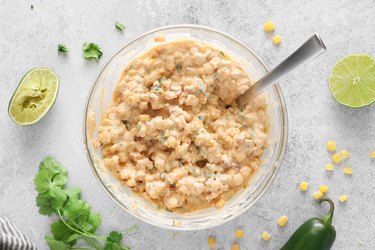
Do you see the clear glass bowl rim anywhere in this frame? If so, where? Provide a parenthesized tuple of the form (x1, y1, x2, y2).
(83, 24, 288, 231)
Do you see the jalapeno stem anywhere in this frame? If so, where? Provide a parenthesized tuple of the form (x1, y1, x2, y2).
(319, 198, 334, 225)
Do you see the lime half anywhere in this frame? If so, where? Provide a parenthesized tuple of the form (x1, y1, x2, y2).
(329, 54, 375, 108)
(8, 68, 59, 125)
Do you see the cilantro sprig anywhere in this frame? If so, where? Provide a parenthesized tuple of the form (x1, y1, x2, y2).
(115, 21, 126, 31)
(58, 44, 69, 54)
(35, 157, 137, 250)
(82, 43, 103, 61)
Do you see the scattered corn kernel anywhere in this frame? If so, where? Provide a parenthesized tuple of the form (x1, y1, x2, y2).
(263, 20, 275, 32)
(370, 151, 375, 159)
(272, 35, 282, 45)
(325, 163, 334, 171)
(340, 150, 350, 159)
(319, 185, 329, 194)
(357, 240, 364, 245)
(208, 236, 216, 249)
(326, 141, 336, 151)
(231, 243, 240, 250)
(339, 195, 348, 203)
(277, 215, 289, 227)
(235, 229, 244, 238)
(261, 231, 271, 241)
(299, 181, 309, 192)
(313, 190, 324, 200)
(332, 153, 342, 164)
(343, 167, 353, 175)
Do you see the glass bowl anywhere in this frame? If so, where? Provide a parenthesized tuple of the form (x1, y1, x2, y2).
(83, 25, 288, 231)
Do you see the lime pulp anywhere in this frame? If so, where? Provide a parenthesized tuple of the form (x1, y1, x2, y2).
(8, 68, 59, 125)
(329, 54, 375, 108)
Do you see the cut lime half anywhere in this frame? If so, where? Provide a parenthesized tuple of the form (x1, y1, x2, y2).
(329, 54, 375, 108)
(8, 68, 59, 125)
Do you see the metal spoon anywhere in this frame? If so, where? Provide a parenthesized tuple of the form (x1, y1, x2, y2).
(236, 34, 326, 107)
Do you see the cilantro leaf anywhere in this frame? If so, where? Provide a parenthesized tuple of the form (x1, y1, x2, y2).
(77, 211, 101, 233)
(36, 188, 68, 215)
(158, 76, 165, 84)
(104, 231, 124, 250)
(104, 241, 122, 250)
(151, 84, 162, 93)
(58, 44, 69, 53)
(36, 193, 55, 215)
(107, 231, 123, 243)
(82, 43, 103, 61)
(115, 21, 125, 31)
(85, 212, 101, 233)
(64, 187, 81, 201)
(51, 220, 79, 246)
(63, 199, 91, 224)
(34, 157, 68, 193)
(45, 235, 70, 250)
(49, 187, 68, 210)
(65, 234, 81, 244)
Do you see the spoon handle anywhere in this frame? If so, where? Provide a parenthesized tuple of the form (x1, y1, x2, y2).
(236, 34, 326, 107)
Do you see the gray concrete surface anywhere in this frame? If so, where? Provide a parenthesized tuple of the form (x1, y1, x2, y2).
(1, 0, 374, 249)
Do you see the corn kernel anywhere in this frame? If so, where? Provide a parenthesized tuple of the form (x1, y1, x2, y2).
(370, 151, 375, 159)
(340, 150, 350, 159)
(263, 20, 275, 32)
(231, 243, 240, 250)
(261, 231, 271, 241)
(313, 190, 324, 200)
(277, 215, 289, 227)
(154, 35, 166, 42)
(343, 167, 353, 175)
(215, 199, 226, 209)
(235, 153, 246, 162)
(325, 164, 334, 171)
(299, 181, 309, 192)
(357, 240, 364, 245)
(326, 141, 336, 151)
(172, 220, 181, 226)
(319, 185, 329, 194)
(208, 236, 215, 249)
(332, 153, 342, 164)
(272, 35, 282, 45)
(339, 195, 348, 203)
(138, 114, 150, 122)
(235, 229, 244, 238)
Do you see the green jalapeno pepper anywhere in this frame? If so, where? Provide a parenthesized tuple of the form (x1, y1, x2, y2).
(281, 198, 336, 250)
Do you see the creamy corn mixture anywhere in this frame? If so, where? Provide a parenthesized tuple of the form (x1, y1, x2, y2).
(97, 38, 268, 212)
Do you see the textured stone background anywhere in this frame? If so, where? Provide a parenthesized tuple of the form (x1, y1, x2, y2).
(0, 0, 374, 249)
